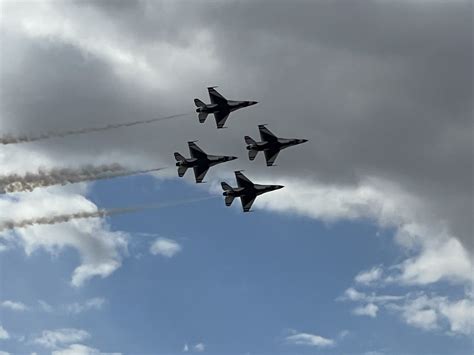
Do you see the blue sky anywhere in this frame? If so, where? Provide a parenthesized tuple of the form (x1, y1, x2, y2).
(0, 1, 472, 354)
(1, 176, 472, 354)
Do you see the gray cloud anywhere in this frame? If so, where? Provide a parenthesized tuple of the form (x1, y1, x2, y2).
(1, 0, 472, 255)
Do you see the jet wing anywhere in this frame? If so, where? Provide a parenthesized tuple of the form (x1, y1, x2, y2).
(258, 125, 278, 143)
(264, 148, 280, 166)
(240, 195, 256, 212)
(235, 171, 254, 188)
(208, 87, 227, 105)
(188, 142, 207, 160)
(213, 111, 230, 129)
(193, 165, 209, 183)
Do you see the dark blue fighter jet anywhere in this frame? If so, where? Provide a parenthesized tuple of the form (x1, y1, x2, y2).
(245, 125, 308, 166)
(221, 171, 284, 212)
(194, 87, 258, 128)
(174, 142, 237, 183)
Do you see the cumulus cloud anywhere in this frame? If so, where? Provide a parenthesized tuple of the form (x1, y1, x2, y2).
(1, 300, 28, 311)
(0, 188, 128, 287)
(150, 238, 182, 258)
(285, 332, 335, 348)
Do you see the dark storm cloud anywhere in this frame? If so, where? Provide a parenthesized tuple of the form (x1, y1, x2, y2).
(1, 1, 472, 249)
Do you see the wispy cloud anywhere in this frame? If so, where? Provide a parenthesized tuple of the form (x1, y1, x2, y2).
(34, 328, 90, 349)
(1, 300, 28, 311)
(0, 325, 10, 340)
(150, 238, 182, 258)
(285, 332, 335, 348)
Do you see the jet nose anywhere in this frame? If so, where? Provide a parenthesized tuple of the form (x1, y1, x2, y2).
(249, 101, 258, 106)
(228, 156, 238, 161)
(301, 139, 308, 143)
(275, 185, 284, 190)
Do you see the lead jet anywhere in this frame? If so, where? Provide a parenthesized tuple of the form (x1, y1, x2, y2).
(174, 142, 237, 183)
(245, 125, 308, 166)
(221, 171, 284, 212)
(194, 87, 258, 128)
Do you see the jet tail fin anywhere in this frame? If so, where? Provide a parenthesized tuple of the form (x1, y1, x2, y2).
(174, 152, 186, 162)
(248, 149, 258, 161)
(194, 98, 206, 107)
(177, 166, 188, 177)
(225, 195, 235, 207)
(221, 182, 233, 191)
(244, 136, 256, 145)
(198, 112, 208, 123)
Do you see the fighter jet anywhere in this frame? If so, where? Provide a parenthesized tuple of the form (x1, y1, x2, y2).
(194, 87, 258, 129)
(245, 125, 308, 166)
(221, 171, 284, 212)
(174, 142, 237, 183)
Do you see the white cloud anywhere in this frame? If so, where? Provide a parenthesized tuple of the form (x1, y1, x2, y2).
(0, 351, 11, 355)
(439, 298, 474, 335)
(64, 298, 106, 315)
(150, 238, 182, 258)
(285, 332, 335, 348)
(0, 325, 10, 340)
(355, 267, 383, 285)
(389, 295, 440, 331)
(259, 177, 473, 292)
(353, 303, 379, 318)
(1, 300, 28, 311)
(391, 227, 473, 286)
(51, 343, 121, 355)
(34, 328, 90, 349)
(193, 343, 205, 352)
(0, 188, 128, 287)
(183, 343, 189, 352)
(341, 288, 474, 336)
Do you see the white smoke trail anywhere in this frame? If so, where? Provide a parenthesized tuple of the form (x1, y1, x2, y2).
(0, 113, 190, 145)
(0, 165, 166, 193)
(0, 196, 218, 232)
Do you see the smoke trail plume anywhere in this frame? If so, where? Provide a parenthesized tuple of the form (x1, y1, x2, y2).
(0, 113, 189, 145)
(0, 196, 217, 232)
(0, 165, 166, 193)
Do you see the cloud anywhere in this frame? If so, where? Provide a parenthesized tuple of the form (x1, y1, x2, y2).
(193, 343, 205, 352)
(33, 328, 90, 349)
(63, 298, 106, 314)
(0, 187, 128, 287)
(150, 238, 182, 258)
(51, 344, 120, 355)
(340, 287, 474, 336)
(285, 332, 335, 348)
(0, 325, 10, 340)
(1, 300, 28, 311)
(353, 303, 379, 318)
(355, 267, 383, 285)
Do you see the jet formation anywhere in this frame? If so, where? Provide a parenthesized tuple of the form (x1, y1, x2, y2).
(175, 86, 308, 212)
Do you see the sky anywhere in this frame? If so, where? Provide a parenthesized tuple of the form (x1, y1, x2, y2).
(0, 1, 473, 354)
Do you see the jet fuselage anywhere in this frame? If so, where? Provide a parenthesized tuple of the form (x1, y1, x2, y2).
(246, 138, 308, 152)
(196, 100, 258, 114)
(222, 184, 283, 198)
(176, 155, 237, 169)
